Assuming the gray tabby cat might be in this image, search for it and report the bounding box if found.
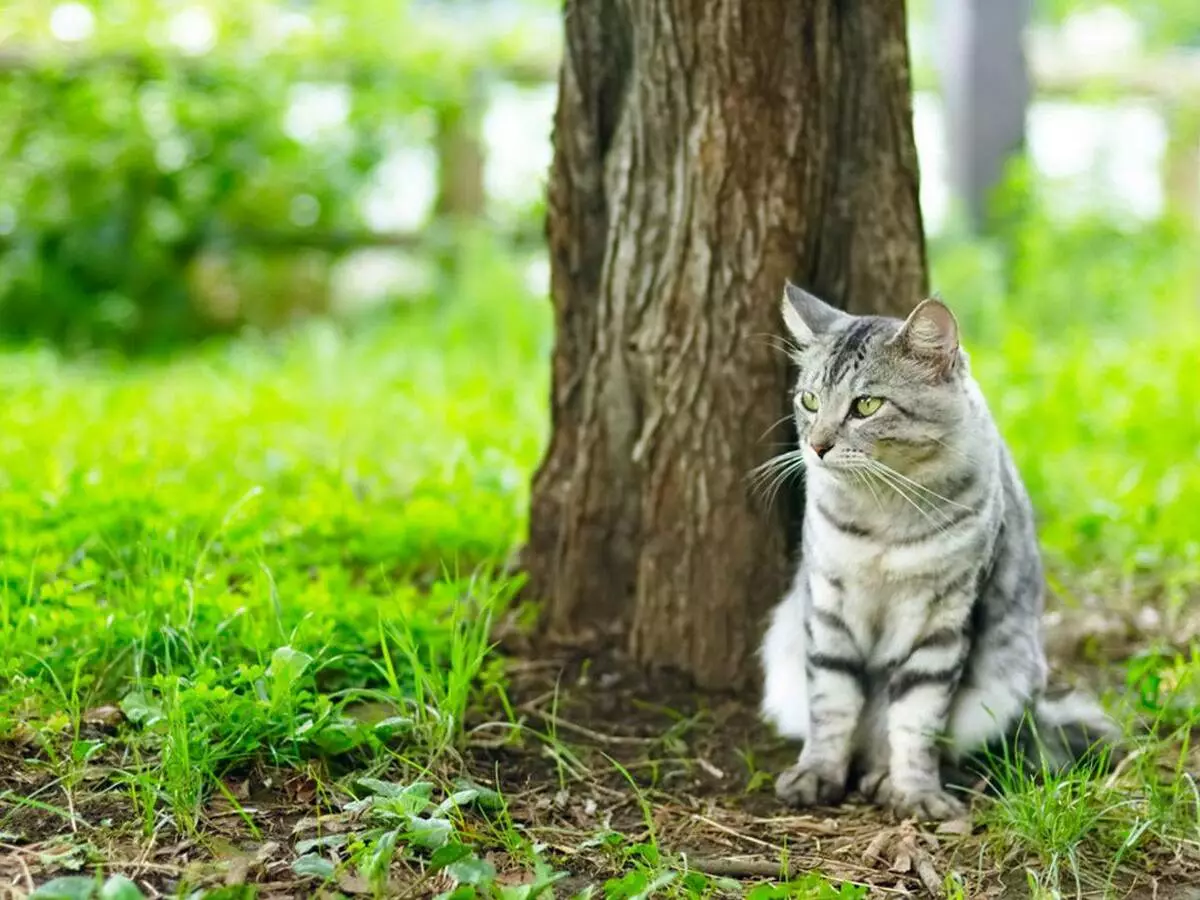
[759,283,1119,821]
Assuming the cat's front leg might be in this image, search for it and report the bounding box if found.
[776,580,864,808]
[882,586,974,821]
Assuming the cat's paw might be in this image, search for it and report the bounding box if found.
[887,786,967,822]
[858,769,893,805]
[775,761,846,807]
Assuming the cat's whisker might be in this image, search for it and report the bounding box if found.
[856,468,886,511]
[863,464,932,516]
[762,293,1120,815]
[748,449,804,484]
[749,332,804,360]
[748,449,807,509]
[758,412,797,442]
[863,460,954,530]
[868,459,975,512]
[928,434,973,462]
[760,457,808,510]
[848,467,885,511]
[864,461,951,519]
[770,464,807,509]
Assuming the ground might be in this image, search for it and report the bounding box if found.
[2,228,1200,899]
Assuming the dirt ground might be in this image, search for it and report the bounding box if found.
[3,600,1200,899]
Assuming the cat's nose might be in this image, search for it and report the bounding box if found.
[810,441,833,459]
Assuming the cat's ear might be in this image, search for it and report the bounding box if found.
[781,282,845,345]
[891,297,960,376]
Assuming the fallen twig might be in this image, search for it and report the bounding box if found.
[684,856,792,878]
[522,709,656,746]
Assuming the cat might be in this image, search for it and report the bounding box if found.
[758,282,1120,821]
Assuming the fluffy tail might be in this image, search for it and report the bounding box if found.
[1029,688,1124,772]
[944,689,1123,792]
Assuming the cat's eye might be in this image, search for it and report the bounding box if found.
[798,390,820,412]
[852,396,883,418]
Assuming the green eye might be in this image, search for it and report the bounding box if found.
[852,396,883,417]
[798,391,820,412]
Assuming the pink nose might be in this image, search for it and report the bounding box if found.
[811,442,833,459]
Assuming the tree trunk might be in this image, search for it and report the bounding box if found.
[524,0,927,689]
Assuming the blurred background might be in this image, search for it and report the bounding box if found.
[2,0,1197,349]
[1,0,1198,655]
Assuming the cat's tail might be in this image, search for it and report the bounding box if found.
[1027,687,1124,773]
[945,688,1124,793]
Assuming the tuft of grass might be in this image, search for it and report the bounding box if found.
[375,574,515,759]
[977,651,1200,895]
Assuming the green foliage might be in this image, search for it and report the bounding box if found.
[977,656,1200,896]
[2,49,1200,883]
[30,875,145,900]
[0,0,554,351]
[283,772,567,898]
[1035,0,1200,49]
[0,57,389,349]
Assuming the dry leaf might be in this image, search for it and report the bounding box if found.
[936,818,973,836]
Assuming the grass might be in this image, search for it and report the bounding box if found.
[1,219,1199,898]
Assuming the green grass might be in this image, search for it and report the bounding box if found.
[2,220,1200,897]
[0,239,547,720]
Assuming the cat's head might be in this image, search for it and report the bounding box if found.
[779,282,971,476]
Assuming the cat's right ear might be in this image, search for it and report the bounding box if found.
[781,281,844,345]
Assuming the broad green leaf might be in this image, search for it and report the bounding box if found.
[434,788,479,815]
[30,877,98,900]
[373,716,414,739]
[119,691,164,727]
[361,779,433,817]
[311,720,370,755]
[745,885,784,900]
[71,740,106,763]
[357,777,432,801]
[363,828,400,883]
[267,646,313,697]
[603,871,646,900]
[451,777,502,810]
[291,854,336,880]
[405,815,453,849]
[447,856,495,886]
[632,871,676,900]
[523,863,568,899]
[295,834,349,855]
[428,842,473,871]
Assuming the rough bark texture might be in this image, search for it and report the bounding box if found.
[524,0,927,689]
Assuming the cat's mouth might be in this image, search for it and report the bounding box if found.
[804,453,861,476]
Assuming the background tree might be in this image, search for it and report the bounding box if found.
[524,0,928,688]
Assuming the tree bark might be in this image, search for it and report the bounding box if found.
[524,0,927,689]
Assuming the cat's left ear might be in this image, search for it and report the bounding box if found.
[890,297,960,376]
[780,281,846,346]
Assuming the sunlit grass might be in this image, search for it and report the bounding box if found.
[0,242,549,737]
[976,653,1200,896]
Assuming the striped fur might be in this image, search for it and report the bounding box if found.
[760,284,1120,821]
